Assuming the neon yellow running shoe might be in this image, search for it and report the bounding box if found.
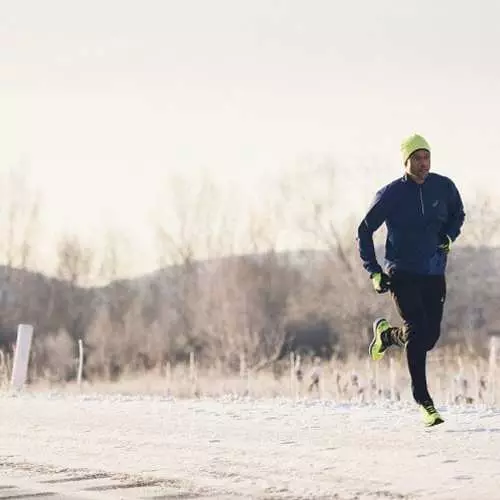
[369,317,392,361]
[420,402,444,427]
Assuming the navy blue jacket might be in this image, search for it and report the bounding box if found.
[357,172,465,276]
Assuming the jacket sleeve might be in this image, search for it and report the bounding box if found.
[356,186,391,275]
[443,179,465,242]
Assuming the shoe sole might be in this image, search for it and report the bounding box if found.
[424,416,445,427]
[420,405,445,427]
[369,317,386,361]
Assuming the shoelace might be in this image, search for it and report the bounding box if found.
[423,404,437,415]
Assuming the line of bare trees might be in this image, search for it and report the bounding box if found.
[0,164,499,383]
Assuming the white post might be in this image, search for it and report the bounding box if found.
[374,361,380,400]
[189,351,196,381]
[77,339,84,388]
[239,352,246,378]
[0,350,6,387]
[166,361,172,382]
[10,324,34,391]
[289,351,295,397]
[488,336,497,405]
[436,374,442,403]
[473,363,480,403]
[389,358,396,401]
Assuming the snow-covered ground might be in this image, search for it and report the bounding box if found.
[1,391,499,499]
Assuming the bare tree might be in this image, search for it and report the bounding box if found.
[0,165,44,332]
[55,235,95,286]
[276,161,380,353]
[0,164,42,271]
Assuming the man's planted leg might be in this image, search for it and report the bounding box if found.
[406,337,444,426]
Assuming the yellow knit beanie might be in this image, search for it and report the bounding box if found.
[400,134,430,165]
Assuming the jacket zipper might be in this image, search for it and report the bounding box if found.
[419,186,425,215]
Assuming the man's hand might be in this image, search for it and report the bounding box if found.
[371,272,391,294]
[438,234,452,254]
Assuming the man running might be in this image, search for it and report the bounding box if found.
[356,133,466,426]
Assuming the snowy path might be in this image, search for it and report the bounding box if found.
[1,392,499,499]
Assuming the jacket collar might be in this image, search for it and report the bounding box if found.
[403,172,429,185]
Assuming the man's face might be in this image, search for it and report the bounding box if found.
[406,149,430,184]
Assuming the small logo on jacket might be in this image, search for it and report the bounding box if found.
[432,200,439,208]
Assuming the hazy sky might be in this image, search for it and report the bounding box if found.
[2,0,499,276]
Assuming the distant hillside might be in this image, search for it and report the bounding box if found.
[0,245,499,381]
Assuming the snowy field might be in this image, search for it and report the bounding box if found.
[1,391,500,500]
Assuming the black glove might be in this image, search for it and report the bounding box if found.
[370,272,391,294]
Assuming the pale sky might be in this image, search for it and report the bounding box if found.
[1,0,499,278]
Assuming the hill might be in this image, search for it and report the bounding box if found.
[0,245,499,381]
